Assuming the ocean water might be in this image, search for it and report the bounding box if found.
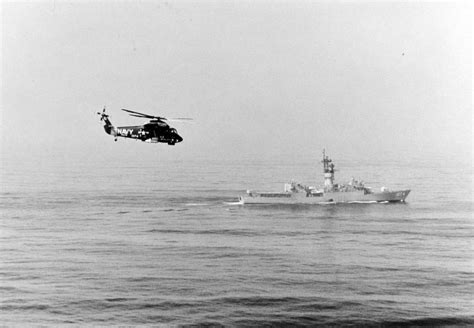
[1,154,472,326]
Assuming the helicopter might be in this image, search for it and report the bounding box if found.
[97,108,191,145]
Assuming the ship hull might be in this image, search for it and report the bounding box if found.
[239,189,410,205]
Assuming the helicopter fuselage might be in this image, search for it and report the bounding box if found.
[112,124,183,145]
[98,108,187,145]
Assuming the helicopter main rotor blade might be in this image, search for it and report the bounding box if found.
[121,108,156,119]
[167,118,193,122]
[121,108,169,122]
[128,113,151,118]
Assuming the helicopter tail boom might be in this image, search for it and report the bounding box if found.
[97,108,117,137]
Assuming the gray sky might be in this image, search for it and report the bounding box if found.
[1,1,472,164]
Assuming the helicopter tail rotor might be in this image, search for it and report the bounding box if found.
[97,106,110,121]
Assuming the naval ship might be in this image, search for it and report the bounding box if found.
[239,150,410,205]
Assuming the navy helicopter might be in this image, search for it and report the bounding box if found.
[97,108,191,145]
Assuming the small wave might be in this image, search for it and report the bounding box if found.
[232,316,474,327]
[218,296,301,307]
[147,228,261,236]
[161,207,188,212]
[0,304,50,311]
[0,286,21,292]
[380,316,474,327]
[185,203,209,206]
[105,297,136,302]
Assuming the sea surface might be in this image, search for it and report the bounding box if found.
[1,154,473,326]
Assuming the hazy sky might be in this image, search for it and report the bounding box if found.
[1,1,472,164]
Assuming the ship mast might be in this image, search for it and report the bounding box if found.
[322,149,335,191]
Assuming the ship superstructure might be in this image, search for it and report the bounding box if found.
[239,150,410,204]
[322,149,335,191]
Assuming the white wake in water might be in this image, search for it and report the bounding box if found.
[347,200,388,204]
[224,201,244,205]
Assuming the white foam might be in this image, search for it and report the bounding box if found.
[225,201,244,205]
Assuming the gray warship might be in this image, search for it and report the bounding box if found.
[239,150,410,205]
